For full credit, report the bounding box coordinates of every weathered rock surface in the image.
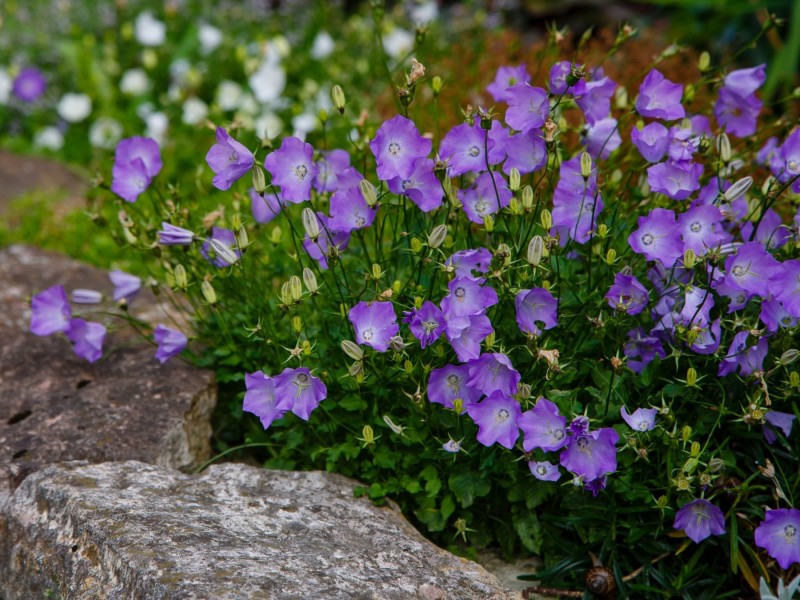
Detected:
[0,149,86,216]
[0,461,517,600]
[0,245,215,499]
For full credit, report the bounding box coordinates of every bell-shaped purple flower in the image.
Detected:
[519,397,568,452]
[153,324,188,363]
[109,270,141,302]
[446,313,494,363]
[582,117,621,160]
[718,331,768,377]
[348,301,399,352]
[206,127,255,190]
[440,120,494,176]
[427,363,482,412]
[313,149,351,193]
[66,318,106,363]
[446,248,492,281]
[329,185,376,233]
[760,299,798,333]
[387,158,443,212]
[605,273,649,315]
[754,508,800,569]
[466,353,520,397]
[772,260,800,318]
[369,115,432,181]
[674,499,726,543]
[504,83,549,132]
[678,205,730,256]
[620,406,657,431]
[628,208,683,267]
[548,61,573,95]
[515,287,558,336]
[560,428,619,482]
[551,154,604,245]
[724,242,782,296]
[624,327,666,373]
[486,64,530,103]
[441,276,498,326]
[111,137,163,203]
[503,130,547,174]
[465,391,522,449]
[635,69,685,120]
[573,76,617,125]
[403,301,445,348]
[631,122,669,163]
[458,171,512,224]
[772,129,800,193]
[715,88,762,137]
[274,367,327,421]
[12,67,47,102]
[250,188,283,224]
[302,212,351,270]
[724,65,766,96]
[264,136,318,203]
[243,371,286,429]
[529,461,560,482]
[763,410,795,445]
[30,285,72,336]
[158,222,196,246]
[647,160,703,200]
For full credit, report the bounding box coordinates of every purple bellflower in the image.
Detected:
[573,76,617,125]
[329,185,376,233]
[440,120,495,176]
[65,318,106,363]
[515,287,558,336]
[529,461,561,482]
[754,508,800,569]
[109,270,141,302]
[30,285,71,336]
[12,67,47,102]
[635,69,685,120]
[503,130,547,174]
[205,127,255,190]
[111,137,163,203]
[628,208,683,267]
[724,242,782,296]
[605,273,650,315]
[678,205,730,256]
[274,367,327,421]
[763,411,795,445]
[560,427,619,482]
[772,260,800,318]
[714,65,766,138]
[446,248,492,281]
[466,353,520,397]
[387,158,443,212]
[440,276,498,327]
[158,222,195,246]
[548,61,573,95]
[302,212,350,270]
[551,154,604,245]
[674,499,726,543]
[647,160,703,200]
[631,122,669,163]
[773,128,800,193]
[624,327,666,373]
[741,208,791,250]
[369,115,432,181]
[458,171,512,224]
[446,313,494,363]
[486,64,530,103]
[718,331,768,377]
[313,149,351,193]
[621,406,658,431]
[427,363,482,412]
[504,83,549,132]
[153,324,188,363]
[243,371,286,429]
[582,118,622,160]
[519,397,569,452]
[250,188,283,224]
[466,391,522,449]
[403,301,445,349]
[264,136,318,203]
[760,299,798,333]
[348,301,399,352]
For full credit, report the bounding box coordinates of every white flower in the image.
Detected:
[169,58,191,83]
[145,111,168,145]
[34,126,64,151]
[135,11,166,47]
[89,117,123,149]
[136,101,155,120]
[249,61,285,104]
[382,28,414,60]
[409,0,438,25]
[0,68,12,105]
[198,23,223,55]
[254,112,283,140]
[237,93,259,117]
[216,80,243,111]
[182,97,208,126]
[311,31,335,60]
[57,93,92,123]
[119,68,150,95]
[292,113,318,140]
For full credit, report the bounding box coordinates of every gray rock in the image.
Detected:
[0,461,518,600]
[0,245,215,500]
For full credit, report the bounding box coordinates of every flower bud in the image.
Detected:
[303,268,318,294]
[605,248,617,265]
[690,441,700,457]
[517,383,532,400]
[717,133,731,163]
[361,424,375,445]
[252,167,267,193]
[484,331,495,349]
[596,223,608,237]
[508,168,521,192]
[452,398,463,414]
[71,289,103,304]
[780,349,800,366]
[201,280,217,304]
[656,495,668,509]
[580,152,592,179]
[301,207,320,240]
[389,335,406,352]
[371,263,383,280]
[683,249,697,269]
[508,198,522,215]
[289,275,303,301]
[410,237,423,253]
[686,367,697,387]
[427,224,447,249]
[236,226,249,249]
[614,85,628,110]
[270,226,282,244]
[123,226,138,245]
[482,215,494,232]
[341,340,364,361]
[723,176,753,202]
[521,185,533,210]
[331,84,346,114]
[698,51,711,72]
[540,208,552,231]
[527,235,544,267]
[359,179,378,207]
[291,316,302,333]
[383,415,405,435]
[707,457,725,473]
[209,237,239,266]
[681,425,692,442]
[279,281,293,306]
[431,75,443,95]
[403,359,413,374]
[174,264,188,289]
[791,371,800,388]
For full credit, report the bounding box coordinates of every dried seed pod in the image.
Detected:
[585,566,616,599]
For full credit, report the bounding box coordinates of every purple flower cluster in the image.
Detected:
[714,65,766,137]
[243,367,327,428]
[206,127,255,190]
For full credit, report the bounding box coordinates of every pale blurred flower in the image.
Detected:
[182,97,208,125]
[382,28,414,60]
[216,80,244,111]
[249,61,285,104]
[89,117,123,149]
[34,126,64,151]
[238,92,259,116]
[0,68,12,105]
[311,31,335,60]
[254,112,283,140]
[57,93,92,122]
[199,23,223,55]
[120,68,150,95]
[145,111,168,145]
[409,0,438,25]
[292,113,318,140]
[135,11,166,47]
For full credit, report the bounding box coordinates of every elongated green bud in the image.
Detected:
[482,215,494,232]
[383,415,404,434]
[791,372,800,388]
[331,84,346,114]
[361,425,375,445]
[301,207,320,240]
[723,176,753,202]
[686,367,697,387]
[717,133,731,163]
[209,238,239,266]
[201,280,217,304]
[540,208,552,230]
[521,185,533,209]
[427,224,447,249]
[236,226,249,249]
[605,248,616,265]
[291,316,302,333]
[289,275,303,301]
[252,166,267,193]
[174,264,188,289]
[527,235,544,267]
[341,340,364,361]
[303,268,318,294]
[231,213,242,232]
[681,425,692,442]
[360,179,378,207]
[580,151,592,179]
[508,168,521,192]
[279,282,293,306]
[683,249,696,269]
[431,75,443,95]
[780,349,799,366]
[698,51,710,72]
[410,237,422,253]
[270,226,282,244]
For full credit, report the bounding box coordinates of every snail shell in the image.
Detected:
[585,565,617,599]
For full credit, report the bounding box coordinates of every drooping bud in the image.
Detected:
[236,226,249,249]
[270,226,282,244]
[508,168,521,192]
[371,263,383,280]
[605,248,617,265]
[791,371,800,388]
[359,179,378,207]
[717,133,731,163]
[614,85,628,109]
[201,280,217,304]
[303,268,318,294]
[341,340,364,361]
[209,237,240,266]
[289,275,303,301]
[71,289,103,304]
[291,316,303,334]
[174,264,188,289]
[252,167,267,193]
[431,75,443,96]
[527,235,544,267]
[301,207,320,240]
[427,224,447,249]
[389,335,406,353]
[540,208,552,230]
[690,441,701,457]
[331,84,346,114]
[279,282,293,306]
[484,331,495,349]
[681,425,692,442]
[580,152,592,179]
[482,215,494,232]
[698,51,711,72]
[686,367,697,387]
[348,361,364,378]
[410,237,423,253]
[683,249,697,269]
[780,349,799,366]
[723,176,753,202]
[707,457,725,473]
[360,425,375,445]
[383,415,405,435]
[521,185,533,209]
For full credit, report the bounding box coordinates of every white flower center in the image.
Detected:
[362,328,373,341]
[388,142,401,156]
[293,164,309,180]
[690,221,702,233]
[468,146,481,157]
[496,408,510,423]
[641,233,654,246]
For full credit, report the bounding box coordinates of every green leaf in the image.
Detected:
[425,477,442,496]
[448,471,491,508]
[373,446,396,469]
[514,511,543,553]
[338,394,367,411]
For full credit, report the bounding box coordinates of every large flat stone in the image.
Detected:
[0,245,215,500]
[0,149,86,216]
[0,461,516,599]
